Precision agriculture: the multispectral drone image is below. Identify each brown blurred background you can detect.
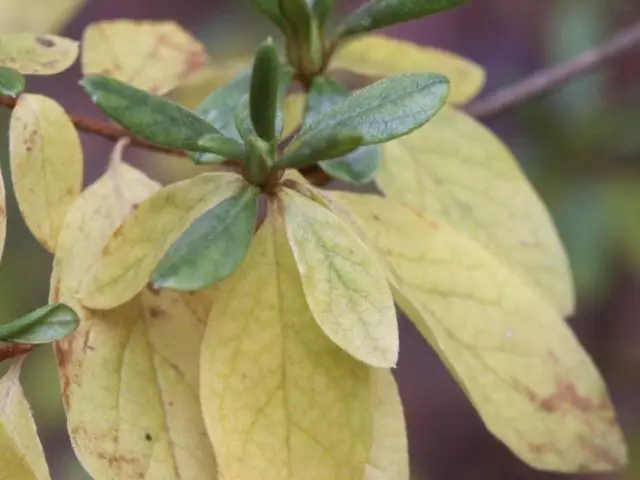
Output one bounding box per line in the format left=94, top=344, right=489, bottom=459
left=0, top=0, right=639, bottom=478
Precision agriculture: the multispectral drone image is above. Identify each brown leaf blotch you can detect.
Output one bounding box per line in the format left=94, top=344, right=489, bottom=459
left=35, top=36, right=56, bottom=48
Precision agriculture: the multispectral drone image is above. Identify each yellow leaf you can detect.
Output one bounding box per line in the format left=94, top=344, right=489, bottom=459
left=377, top=106, right=574, bottom=315
left=279, top=187, right=398, bottom=368
left=82, top=20, right=209, bottom=95
left=200, top=208, right=371, bottom=480
left=365, top=370, right=409, bottom=480
left=0, top=361, right=51, bottom=480
left=0, top=0, right=84, bottom=34
left=10, top=94, right=83, bottom=252
left=332, top=35, right=485, bottom=105
left=79, top=172, right=244, bottom=310
left=0, top=33, right=78, bottom=74
left=333, top=192, right=627, bottom=473
left=52, top=162, right=217, bottom=480
left=282, top=92, right=306, bottom=139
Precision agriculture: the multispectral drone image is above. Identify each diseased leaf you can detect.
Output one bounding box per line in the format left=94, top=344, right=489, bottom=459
left=200, top=208, right=372, bottom=480
left=0, top=362, right=51, bottom=480
left=0, top=66, right=25, bottom=97
left=10, top=94, right=83, bottom=252
left=333, top=192, right=627, bottom=473
left=0, top=0, right=84, bottom=34
left=80, top=172, right=244, bottom=310
left=298, top=73, right=449, bottom=146
left=0, top=304, right=78, bottom=344
left=152, top=185, right=259, bottom=291
left=81, top=75, right=222, bottom=151
left=339, top=0, right=469, bottom=36
left=332, top=34, right=485, bottom=104
left=0, top=33, right=78, bottom=75
left=365, top=370, right=409, bottom=480
left=51, top=163, right=217, bottom=480
left=82, top=19, right=209, bottom=95
left=377, top=106, right=574, bottom=315
left=279, top=187, right=398, bottom=368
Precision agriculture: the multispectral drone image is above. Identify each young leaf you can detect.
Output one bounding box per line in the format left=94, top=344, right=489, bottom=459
left=251, top=0, right=288, bottom=30
left=250, top=38, right=280, bottom=142
left=0, top=303, right=78, bottom=344
left=276, top=128, right=363, bottom=168
left=51, top=165, right=217, bottom=480
left=279, top=187, right=398, bottom=368
left=82, top=20, right=209, bottom=95
left=377, top=106, right=575, bottom=315
left=299, top=73, right=449, bottom=146
left=0, top=33, right=78, bottom=74
left=80, top=172, right=244, bottom=310
left=81, top=75, right=222, bottom=151
left=10, top=94, right=83, bottom=252
left=196, top=133, right=247, bottom=161
left=333, top=191, right=627, bottom=473
left=320, top=145, right=382, bottom=185
left=366, top=370, right=409, bottom=480
left=0, top=66, right=24, bottom=97
left=332, top=34, right=486, bottom=104
left=0, top=362, right=51, bottom=480
left=200, top=210, right=372, bottom=480
left=338, top=0, right=470, bottom=37
left=152, top=186, right=259, bottom=291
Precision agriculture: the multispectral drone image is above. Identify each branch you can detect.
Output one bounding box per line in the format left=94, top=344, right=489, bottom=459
left=466, top=22, right=640, bottom=120
left=0, top=343, right=36, bottom=363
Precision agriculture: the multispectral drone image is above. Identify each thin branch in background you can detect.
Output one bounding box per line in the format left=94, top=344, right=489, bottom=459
left=0, top=343, right=35, bottom=363
left=467, top=22, right=640, bottom=120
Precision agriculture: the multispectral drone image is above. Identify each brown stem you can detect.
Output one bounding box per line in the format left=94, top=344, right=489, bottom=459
left=466, top=22, right=640, bottom=120
left=0, top=343, right=36, bottom=363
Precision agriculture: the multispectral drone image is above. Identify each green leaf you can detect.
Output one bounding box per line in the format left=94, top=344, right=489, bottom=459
left=250, top=38, right=280, bottom=142
left=251, top=0, right=288, bottom=30
left=81, top=74, right=221, bottom=151
left=299, top=73, right=449, bottom=146
left=0, top=303, right=79, bottom=344
left=313, top=0, right=335, bottom=26
left=320, top=145, right=381, bottom=184
left=303, top=76, right=349, bottom=128
left=275, top=128, right=363, bottom=168
left=0, top=66, right=24, bottom=97
left=196, top=134, right=247, bottom=162
left=152, top=186, right=259, bottom=291
left=339, top=0, right=470, bottom=37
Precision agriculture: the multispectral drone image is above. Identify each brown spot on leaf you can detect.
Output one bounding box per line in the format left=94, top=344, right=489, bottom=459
left=528, top=442, right=560, bottom=456
left=579, top=436, right=623, bottom=470
left=529, top=379, right=610, bottom=413
left=148, top=307, right=164, bottom=318
left=51, top=279, right=61, bottom=302
left=146, top=283, right=161, bottom=296
left=35, top=36, right=56, bottom=48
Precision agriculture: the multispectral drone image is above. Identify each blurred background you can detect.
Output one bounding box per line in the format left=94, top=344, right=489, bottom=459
left=0, top=0, right=639, bottom=478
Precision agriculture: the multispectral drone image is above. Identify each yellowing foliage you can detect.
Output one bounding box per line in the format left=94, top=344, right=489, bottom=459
left=0, top=33, right=78, bottom=74
left=333, top=192, right=627, bottom=473
left=52, top=162, right=217, bottom=479
left=0, top=362, right=50, bottom=480
left=82, top=20, right=209, bottom=95
left=0, top=0, right=84, bottom=34
left=79, top=172, right=244, bottom=310
left=201, top=209, right=372, bottom=480
left=332, top=35, right=485, bottom=104
left=279, top=187, right=398, bottom=368
left=377, top=106, right=574, bottom=315
left=10, top=94, right=83, bottom=252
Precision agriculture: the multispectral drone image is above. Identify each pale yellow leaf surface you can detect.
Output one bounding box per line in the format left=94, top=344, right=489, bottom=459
left=201, top=209, right=371, bottom=480
left=0, top=362, right=50, bottom=480
left=279, top=187, right=398, bottom=368
left=332, top=35, right=485, bottom=105
left=0, top=33, right=77, bottom=74
left=365, top=370, right=409, bottom=480
left=80, top=172, right=243, bottom=310
left=10, top=94, right=83, bottom=252
left=0, top=0, right=84, bottom=34
left=377, top=106, right=574, bottom=315
left=51, top=163, right=217, bottom=480
left=282, top=93, right=306, bottom=139
left=332, top=192, right=627, bottom=473
left=82, top=20, right=209, bottom=95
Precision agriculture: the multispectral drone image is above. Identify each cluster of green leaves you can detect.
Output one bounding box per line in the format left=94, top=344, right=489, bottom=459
left=0, top=1, right=631, bottom=479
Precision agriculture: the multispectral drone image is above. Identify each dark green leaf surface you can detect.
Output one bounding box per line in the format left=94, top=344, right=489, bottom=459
left=313, top=0, right=335, bottom=26
left=0, top=66, right=25, bottom=97
left=81, top=75, right=221, bottom=151
left=320, top=144, right=381, bottom=184
left=339, top=0, right=469, bottom=36
left=152, top=186, right=260, bottom=291
left=300, top=73, right=449, bottom=146
left=251, top=38, right=281, bottom=142
left=252, top=0, right=288, bottom=30
left=0, top=303, right=79, bottom=344
left=275, top=128, right=363, bottom=168
left=197, top=134, right=248, bottom=162
left=304, top=76, right=349, bottom=128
